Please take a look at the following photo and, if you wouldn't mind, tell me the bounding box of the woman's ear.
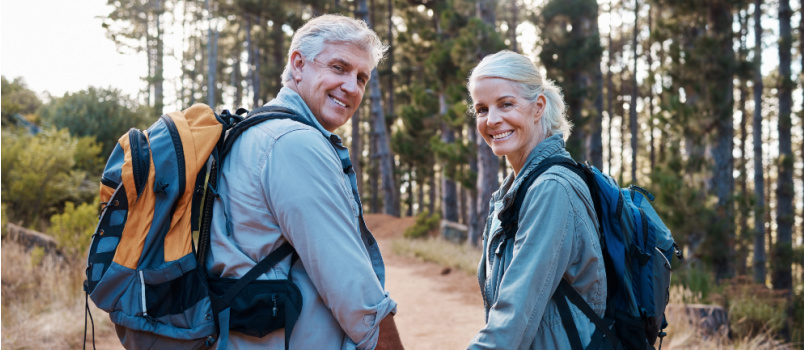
[533,95,547,124]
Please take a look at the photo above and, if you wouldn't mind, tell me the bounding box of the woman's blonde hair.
[467,50,572,140]
[282,14,388,86]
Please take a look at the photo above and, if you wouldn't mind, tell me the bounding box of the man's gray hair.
[281,14,387,86]
[468,50,572,140]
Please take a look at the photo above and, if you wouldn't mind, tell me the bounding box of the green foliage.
[1,76,42,121]
[404,210,441,239]
[38,86,151,156]
[672,263,714,301]
[723,277,788,338]
[49,200,98,257]
[29,246,45,267]
[1,128,87,226]
[73,136,105,175]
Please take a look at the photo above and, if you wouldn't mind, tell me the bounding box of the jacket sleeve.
[264,129,397,350]
[469,177,577,350]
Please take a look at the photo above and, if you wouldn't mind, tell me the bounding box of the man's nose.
[341,74,360,95]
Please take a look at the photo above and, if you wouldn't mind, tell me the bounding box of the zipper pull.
[272,295,278,317]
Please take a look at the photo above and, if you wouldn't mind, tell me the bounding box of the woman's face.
[471,77,546,174]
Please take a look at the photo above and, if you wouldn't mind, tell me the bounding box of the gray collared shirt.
[208,87,396,349]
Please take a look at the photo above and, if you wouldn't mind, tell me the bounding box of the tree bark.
[710,0,735,282]
[752,0,766,284]
[773,0,793,292]
[440,94,459,222]
[351,107,363,203]
[357,0,398,216]
[737,10,749,276]
[467,124,481,246]
[589,0,604,169]
[154,0,164,115]
[629,0,638,184]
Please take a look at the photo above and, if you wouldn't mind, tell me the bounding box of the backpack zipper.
[128,129,150,199]
[138,270,148,317]
[160,115,186,196]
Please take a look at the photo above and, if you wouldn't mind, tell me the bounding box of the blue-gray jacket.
[469,134,606,350]
[207,87,397,349]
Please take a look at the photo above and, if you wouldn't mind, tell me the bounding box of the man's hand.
[376,314,404,350]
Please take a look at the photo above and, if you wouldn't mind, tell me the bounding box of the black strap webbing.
[216,242,295,307]
[501,157,584,240]
[553,282,585,350]
[554,279,621,350]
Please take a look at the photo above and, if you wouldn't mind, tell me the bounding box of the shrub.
[404,210,441,239]
[722,276,788,339]
[1,128,86,226]
[49,200,98,258]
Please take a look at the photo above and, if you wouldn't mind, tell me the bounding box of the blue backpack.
[501,157,683,350]
[84,105,317,350]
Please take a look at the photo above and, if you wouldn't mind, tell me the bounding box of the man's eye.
[332,65,345,72]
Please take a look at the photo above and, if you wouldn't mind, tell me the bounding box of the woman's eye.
[476,108,488,116]
[501,102,514,108]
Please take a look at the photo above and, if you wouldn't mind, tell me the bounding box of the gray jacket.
[469,134,606,350]
[207,87,396,349]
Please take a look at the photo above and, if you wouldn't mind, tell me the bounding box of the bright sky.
[1,0,147,100]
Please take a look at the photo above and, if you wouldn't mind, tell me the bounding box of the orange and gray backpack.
[84,104,312,349]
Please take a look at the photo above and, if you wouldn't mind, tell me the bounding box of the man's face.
[290,43,373,132]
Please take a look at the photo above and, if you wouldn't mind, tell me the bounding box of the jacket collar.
[493,133,567,211]
[264,87,343,143]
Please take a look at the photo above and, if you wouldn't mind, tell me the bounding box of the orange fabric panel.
[113,131,156,269]
[163,104,222,262]
[99,182,115,204]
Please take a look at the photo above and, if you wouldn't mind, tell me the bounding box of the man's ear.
[290,51,304,82]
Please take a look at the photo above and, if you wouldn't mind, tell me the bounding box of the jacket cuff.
[354,292,398,350]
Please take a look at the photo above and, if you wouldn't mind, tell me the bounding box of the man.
[207,14,403,349]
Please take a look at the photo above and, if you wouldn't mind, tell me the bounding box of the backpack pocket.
[208,277,303,338]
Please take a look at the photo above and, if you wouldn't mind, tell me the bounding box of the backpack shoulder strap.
[500,156,583,239]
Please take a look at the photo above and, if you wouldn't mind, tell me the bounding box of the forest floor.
[91,214,485,350]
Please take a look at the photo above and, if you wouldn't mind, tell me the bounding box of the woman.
[467,50,607,349]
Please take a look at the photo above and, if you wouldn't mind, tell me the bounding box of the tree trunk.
[606,16,614,173]
[467,124,481,246]
[737,11,749,276]
[351,107,363,203]
[440,94,459,222]
[773,0,793,292]
[272,20,285,99]
[509,0,518,52]
[153,0,164,115]
[752,0,766,284]
[232,26,243,107]
[710,0,735,282]
[647,4,654,170]
[357,0,398,216]
[629,0,638,184]
[207,0,217,107]
[589,0,604,169]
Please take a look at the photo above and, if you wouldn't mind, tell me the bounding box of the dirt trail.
[94,214,485,349]
[367,214,485,349]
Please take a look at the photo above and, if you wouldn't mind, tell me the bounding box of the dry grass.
[391,237,482,275]
[1,239,117,349]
